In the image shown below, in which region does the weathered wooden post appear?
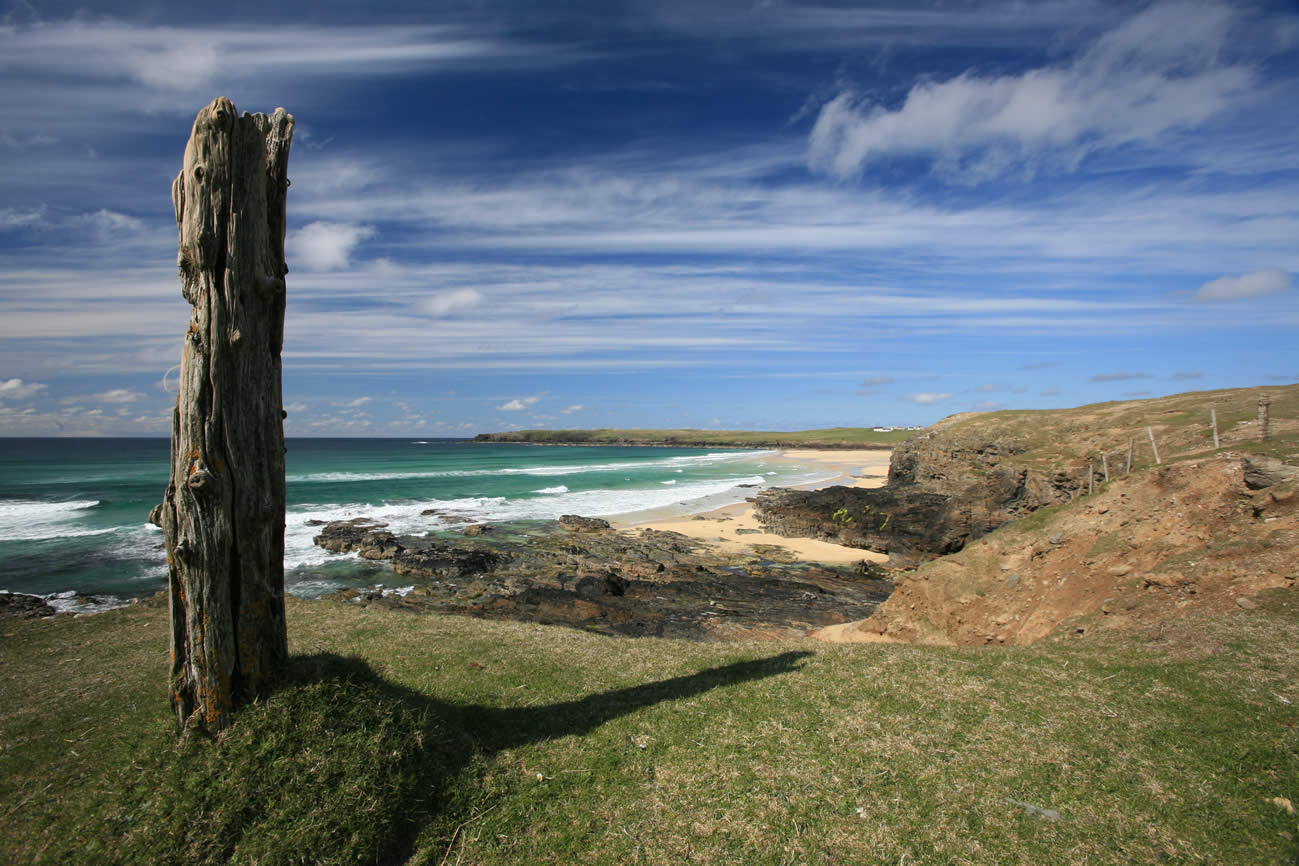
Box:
[1211,408,1220,450]
[1147,426,1161,465]
[1126,438,1133,476]
[158,97,294,733]
[1259,394,1271,442]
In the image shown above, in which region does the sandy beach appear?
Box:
[619,449,892,565]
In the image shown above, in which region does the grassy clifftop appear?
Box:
[4,595,1298,864]
[926,384,1299,469]
[474,426,911,448]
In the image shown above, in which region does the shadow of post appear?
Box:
[274,649,814,862]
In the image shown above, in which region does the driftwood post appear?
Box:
[159,97,294,733]
[1259,395,1271,442]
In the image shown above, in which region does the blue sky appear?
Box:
[0,0,1296,437]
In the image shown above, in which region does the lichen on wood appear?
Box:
[159,97,293,733]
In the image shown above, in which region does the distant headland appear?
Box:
[472,426,918,449]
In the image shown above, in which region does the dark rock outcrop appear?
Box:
[310,517,891,640]
[0,591,57,619]
[754,433,1078,566]
[559,514,612,533]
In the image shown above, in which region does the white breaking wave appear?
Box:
[285,474,769,567]
[0,499,112,542]
[42,589,132,614]
[532,485,569,494]
[285,451,761,483]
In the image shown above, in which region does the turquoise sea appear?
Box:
[0,438,839,611]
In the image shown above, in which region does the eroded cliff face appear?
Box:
[813,456,1298,646]
[753,432,1081,566]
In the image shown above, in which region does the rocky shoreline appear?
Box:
[308,514,893,640]
[753,432,1080,567]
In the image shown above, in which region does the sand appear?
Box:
[618,449,892,565]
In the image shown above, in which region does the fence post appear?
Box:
[1147,426,1161,465]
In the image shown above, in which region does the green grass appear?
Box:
[3,594,1298,864]
[930,384,1299,470]
[475,427,911,447]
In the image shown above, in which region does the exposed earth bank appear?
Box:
[815,454,1297,645]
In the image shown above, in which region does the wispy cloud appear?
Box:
[422,288,484,317]
[809,2,1259,183]
[498,396,541,411]
[1090,371,1151,382]
[906,392,954,404]
[1192,268,1292,302]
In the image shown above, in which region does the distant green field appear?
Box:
[474,426,913,448]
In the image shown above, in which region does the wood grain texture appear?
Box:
[160,97,293,733]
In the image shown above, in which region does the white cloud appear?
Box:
[93,388,143,403]
[809,1,1254,182]
[498,396,541,411]
[906,392,953,404]
[287,221,375,271]
[422,288,484,316]
[0,378,47,401]
[60,388,146,404]
[560,404,584,414]
[342,396,372,408]
[1192,268,1292,302]
[0,206,45,230]
[83,209,143,233]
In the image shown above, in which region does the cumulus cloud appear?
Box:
[560,404,584,414]
[422,288,484,316]
[0,378,47,401]
[498,396,541,411]
[341,396,371,408]
[809,1,1254,182]
[906,392,953,404]
[1192,268,1291,302]
[287,221,375,271]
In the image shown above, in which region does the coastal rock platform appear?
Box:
[311,517,892,640]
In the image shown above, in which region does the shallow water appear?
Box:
[0,437,837,608]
